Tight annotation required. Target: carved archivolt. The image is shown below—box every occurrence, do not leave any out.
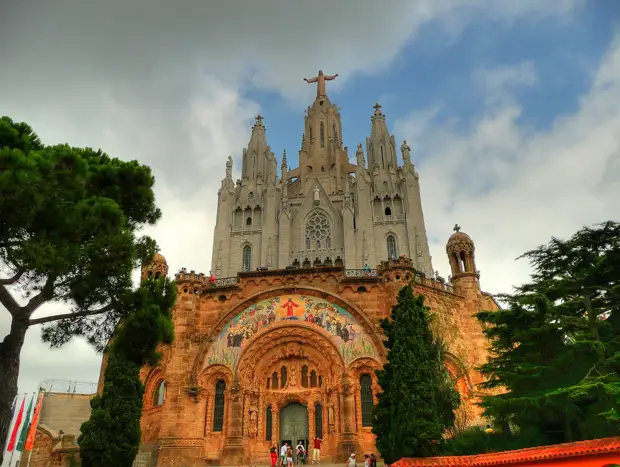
[190,287,385,383]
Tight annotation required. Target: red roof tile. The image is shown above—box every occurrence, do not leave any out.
[392,436,620,466]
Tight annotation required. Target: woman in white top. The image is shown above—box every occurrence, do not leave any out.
[346,453,356,467]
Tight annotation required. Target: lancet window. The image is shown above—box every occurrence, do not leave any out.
[360,374,373,427]
[153,380,165,407]
[213,380,226,432]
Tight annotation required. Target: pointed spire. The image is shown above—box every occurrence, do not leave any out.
[373,102,383,116]
[281,149,288,170]
[252,114,265,131]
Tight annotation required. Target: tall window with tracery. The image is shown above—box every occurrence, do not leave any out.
[213,380,226,432]
[387,235,397,259]
[320,122,325,148]
[242,245,252,271]
[153,380,165,407]
[315,403,323,438]
[360,374,373,427]
[305,212,331,252]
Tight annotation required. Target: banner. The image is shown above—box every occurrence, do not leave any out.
[16,394,35,452]
[6,396,25,452]
[23,392,43,451]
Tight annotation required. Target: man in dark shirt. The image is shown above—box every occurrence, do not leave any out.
[312,437,322,464]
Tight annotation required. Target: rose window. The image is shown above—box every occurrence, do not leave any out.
[305,213,332,249]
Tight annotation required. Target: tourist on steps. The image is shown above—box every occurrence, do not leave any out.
[312,436,322,464]
[280,442,289,467]
[270,445,278,467]
[296,441,306,465]
[346,453,356,467]
[286,445,294,467]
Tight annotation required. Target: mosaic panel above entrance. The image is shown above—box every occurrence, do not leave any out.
[204,295,379,371]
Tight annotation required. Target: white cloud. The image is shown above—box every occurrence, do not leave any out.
[0,0,587,403]
[395,35,620,296]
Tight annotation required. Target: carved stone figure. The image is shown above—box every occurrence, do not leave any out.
[226,156,233,178]
[313,185,320,202]
[304,70,339,98]
[400,140,411,164]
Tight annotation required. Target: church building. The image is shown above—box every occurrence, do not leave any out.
[109,72,499,467]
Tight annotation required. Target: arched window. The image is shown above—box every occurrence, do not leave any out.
[153,380,165,407]
[302,366,309,388]
[387,235,397,260]
[384,206,391,216]
[459,251,467,272]
[383,181,388,192]
[266,406,273,440]
[306,237,311,250]
[319,376,323,387]
[252,154,256,178]
[315,403,323,439]
[213,380,226,432]
[310,371,317,388]
[309,125,313,142]
[320,122,325,148]
[242,245,252,272]
[272,372,279,389]
[246,216,252,226]
[281,366,288,387]
[360,374,373,427]
[381,146,385,168]
[326,236,331,248]
[266,378,270,389]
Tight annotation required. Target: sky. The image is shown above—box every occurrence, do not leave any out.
[0,0,619,412]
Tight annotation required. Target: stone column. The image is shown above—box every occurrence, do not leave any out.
[273,408,280,445]
[221,381,245,464]
[339,377,361,461]
[258,393,265,440]
[308,402,316,442]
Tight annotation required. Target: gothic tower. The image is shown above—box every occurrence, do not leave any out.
[446,225,480,297]
[210,74,434,277]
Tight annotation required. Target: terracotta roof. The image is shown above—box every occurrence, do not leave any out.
[392,436,620,466]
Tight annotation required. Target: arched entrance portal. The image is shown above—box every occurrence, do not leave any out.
[279,402,308,461]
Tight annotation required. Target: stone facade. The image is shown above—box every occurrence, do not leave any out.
[96,83,499,467]
[129,228,497,466]
[211,93,434,278]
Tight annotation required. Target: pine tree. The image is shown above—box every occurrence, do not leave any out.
[477,221,620,445]
[373,286,460,463]
[79,276,175,467]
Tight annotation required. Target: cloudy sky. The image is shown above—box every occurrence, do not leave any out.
[0,0,619,410]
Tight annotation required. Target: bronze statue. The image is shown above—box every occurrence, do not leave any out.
[304,70,338,98]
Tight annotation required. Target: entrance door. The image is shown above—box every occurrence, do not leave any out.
[279,403,309,462]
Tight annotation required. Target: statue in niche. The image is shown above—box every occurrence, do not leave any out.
[289,364,298,388]
[328,404,335,432]
[355,143,365,166]
[248,406,258,438]
[314,185,320,202]
[400,140,411,164]
[226,156,233,178]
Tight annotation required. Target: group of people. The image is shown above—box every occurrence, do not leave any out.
[270,438,378,467]
[270,437,323,467]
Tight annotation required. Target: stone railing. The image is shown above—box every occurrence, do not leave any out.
[212,276,238,287]
[414,273,454,294]
[344,269,379,278]
[175,269,238,290]
[373,214,406,226]
[230,225,262,236]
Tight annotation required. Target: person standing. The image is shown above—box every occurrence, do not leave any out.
[312,436,322,464]
[270,445,278,467]
[296,441,306,465]
[370,453,377,467]
[346,453,356,467]
[280,442,289,467]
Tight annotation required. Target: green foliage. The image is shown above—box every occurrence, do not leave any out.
[477,221,620,446]
[0,115,161,349]
[373,286,460,463]
[78,276,175,467]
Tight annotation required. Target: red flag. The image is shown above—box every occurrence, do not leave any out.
[23,392,43,451]
[6,396,25,452]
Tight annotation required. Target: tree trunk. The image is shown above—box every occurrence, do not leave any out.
[0,316,29,465]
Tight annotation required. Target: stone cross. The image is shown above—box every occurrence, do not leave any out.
[453,224,461,233]
[373,103,382,115]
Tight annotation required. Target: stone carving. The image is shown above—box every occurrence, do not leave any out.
[400,140,411,164]
[248,406,258,438]
[313,185,320,203]
[226,156,233,178]
[304,70,339,98]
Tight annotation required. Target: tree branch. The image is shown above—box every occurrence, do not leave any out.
[29,302,116,326]
[0,268,25,285]
[22,275,57,315]
[0,283,21,316]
